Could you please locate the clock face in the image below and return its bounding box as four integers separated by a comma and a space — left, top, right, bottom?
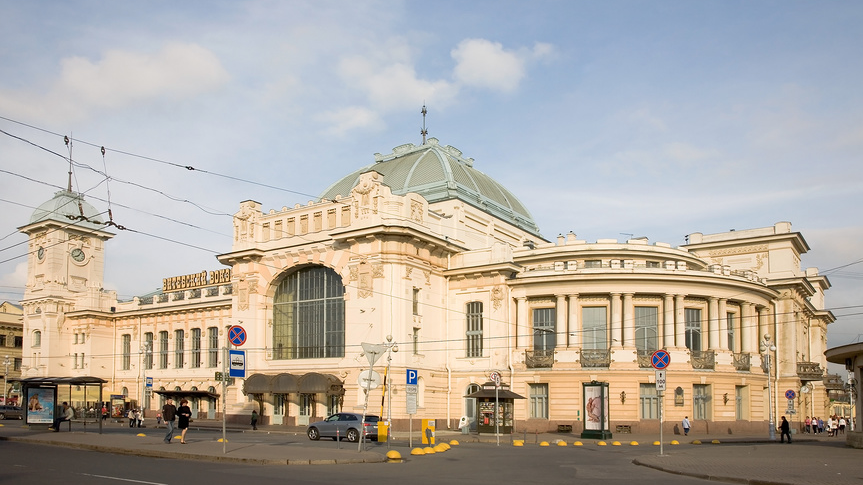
37, 246, 45, 260
71, 248, 86, 262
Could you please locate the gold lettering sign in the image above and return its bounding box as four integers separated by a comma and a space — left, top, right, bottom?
163, 269, 232, 291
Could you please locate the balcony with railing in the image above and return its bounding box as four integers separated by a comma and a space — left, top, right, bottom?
525, 349, 555, 368
797, 362, 823, 381
580, 349, 611, 368
690, 350, 715, 370
732, 353, 751, 371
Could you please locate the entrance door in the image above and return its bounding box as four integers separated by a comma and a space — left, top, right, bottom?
298, 394, 313, 426
465, 384, 479, 431
273, 394, 286, 425
190, 398, 200, 418
207, 398, 215, 419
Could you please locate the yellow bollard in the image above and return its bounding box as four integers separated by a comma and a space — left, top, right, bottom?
612, 441, 621, 446
629, 441, 639, 446
711, 440, 721, 444
423, 446, 436, 454
386, 450, 402, 462
512, 440, 524, 446
692, 440, 702, 445
597, 441, 607, 446
573, 441, 583, 446
557, 440, 568, 446
410, 447, 425, 455
539, 441, 550, 446
670, 440, 680, 445
136, 433, 146, 437
449, 440, 460, 446
653, 441, 661, 446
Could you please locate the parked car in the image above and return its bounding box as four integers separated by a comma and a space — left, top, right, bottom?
0, 405, 23, 420
306, 412, 379, 442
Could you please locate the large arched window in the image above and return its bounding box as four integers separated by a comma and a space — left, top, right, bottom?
273, 265, 345, 360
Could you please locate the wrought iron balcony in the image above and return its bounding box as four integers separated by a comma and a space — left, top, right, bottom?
690, 350, 715, 370
525, 349, 555, 368
637, 349, 655, 368
797, 362, 823, 381
580, 349, 611, 368
732, 352, 751, 371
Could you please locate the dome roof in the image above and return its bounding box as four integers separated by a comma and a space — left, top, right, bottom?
27, 190, 107, 231
318, 138, 541, 236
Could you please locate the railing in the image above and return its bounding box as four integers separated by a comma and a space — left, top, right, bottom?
797, 362, 823, 381
690, 350, 715, 370
525, 349, 555, 368
732, 353, 751, 371
637, 349, 655, 368
580, 349, 611, 368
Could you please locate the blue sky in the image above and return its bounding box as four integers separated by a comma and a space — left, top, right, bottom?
1, 1, 861, 355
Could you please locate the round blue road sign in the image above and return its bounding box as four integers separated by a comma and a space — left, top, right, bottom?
651, 349, 670, 369
785, 389, 796, 400
228, 325, 247, 346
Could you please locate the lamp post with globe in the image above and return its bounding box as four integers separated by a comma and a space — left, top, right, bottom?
760, 335, 777, 441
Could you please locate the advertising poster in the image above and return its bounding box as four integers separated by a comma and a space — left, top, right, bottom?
584, 386, 608, 431
26, 387, 55, 424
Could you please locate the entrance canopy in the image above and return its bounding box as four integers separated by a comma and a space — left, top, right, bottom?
243, 372, 344, 395
154, 389, 220, 400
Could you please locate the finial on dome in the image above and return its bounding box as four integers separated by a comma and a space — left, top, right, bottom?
421, 104, 428, 145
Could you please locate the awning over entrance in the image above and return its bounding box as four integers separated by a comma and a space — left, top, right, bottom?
243, 372, 344, 395
154, 390, 220, 400
13, 376, 107, 386
465, 381, 526, 400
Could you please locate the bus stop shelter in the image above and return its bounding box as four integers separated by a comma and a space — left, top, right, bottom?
14, 376, 107, 433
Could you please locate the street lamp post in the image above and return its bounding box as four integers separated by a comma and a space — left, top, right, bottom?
2, 355, 10, 405
760, 335, 776, 441
139, 343, 151, 414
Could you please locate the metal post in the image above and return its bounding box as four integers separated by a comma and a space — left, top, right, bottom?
761, 336, 776, 441
659, 390, 664, 456
3, 356, 9, 404
222, 344, 227, 454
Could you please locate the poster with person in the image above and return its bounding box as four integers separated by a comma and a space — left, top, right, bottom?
26, 387, 55, 424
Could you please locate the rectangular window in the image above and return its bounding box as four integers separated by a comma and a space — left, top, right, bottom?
413, 288, 420, 315
529, 383, 549, 419
693, 384, 711, 420
685, 308, 702, 351
727, 312, 736, 351
465, 301, 483, 358
121, 334, 131, 370
208, 327, 218, 368
412, 327, 420, 355
0, 335, 5, 346
191, 328, 202, 368
73, 353, 78, 369
13, 358, 21, 371
646, 261, 661, 268
174, 330, 185, 368
159, 331, 169, 369
532, 308, 556, 351
634, 306, 658, 351
80, 353, 85, 368
13, 336, 22, 348
144, 332, 154, 370
640, 383, 659, 419
582, 307, 608, 349
583, 260, 602, 269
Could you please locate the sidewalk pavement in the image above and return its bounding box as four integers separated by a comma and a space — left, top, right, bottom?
0, 419, 859, 485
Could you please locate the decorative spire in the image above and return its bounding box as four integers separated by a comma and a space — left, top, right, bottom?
64, 135, 72, 192
421, 104, 428, 145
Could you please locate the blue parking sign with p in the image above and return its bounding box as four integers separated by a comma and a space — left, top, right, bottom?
407, 369, 418, 385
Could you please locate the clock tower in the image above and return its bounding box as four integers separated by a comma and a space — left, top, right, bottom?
18, 190, 114, 377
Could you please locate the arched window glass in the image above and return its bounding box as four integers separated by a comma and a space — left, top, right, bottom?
32, 330, 41, 347
272, 266, 345, 359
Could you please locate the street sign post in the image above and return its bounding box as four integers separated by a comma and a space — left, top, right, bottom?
229, 349, 245, 378
651, 350, 671, 456
655, 370, 666, 391
228, 325, 247, 346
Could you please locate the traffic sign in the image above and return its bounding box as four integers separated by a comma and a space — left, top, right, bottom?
655, 370, 666, 391
785, 389, 796, 400
228, 325, 247, 346
145, 377, 153, 388
358, 370, 382, 390
407, 368, 418, 386
651, 349, 671, 369
229, 349, 245, 378
490, 371, 501, 387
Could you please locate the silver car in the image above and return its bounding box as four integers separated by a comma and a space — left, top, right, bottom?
306, 412, 379, 442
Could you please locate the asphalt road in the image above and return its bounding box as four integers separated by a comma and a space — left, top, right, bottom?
0, 438, 716, 485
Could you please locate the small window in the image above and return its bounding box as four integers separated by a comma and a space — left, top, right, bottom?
413, 288, 421, 315
32, 330, 41, 348
646, 261, 661, 268
583, 260, 602, 269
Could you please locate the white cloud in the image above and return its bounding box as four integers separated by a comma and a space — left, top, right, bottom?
0, 43, 229, 122
664, 142, 713, 163
338, 57, 459, 111
315, 106, 384, 136
451, 39, 526, 93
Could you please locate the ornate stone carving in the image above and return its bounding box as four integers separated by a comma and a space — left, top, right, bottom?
410, 200, 423, 223
351, 172, 382, 218
491, 286, 504, 311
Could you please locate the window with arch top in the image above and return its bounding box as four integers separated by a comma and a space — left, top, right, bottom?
272, 265, 345, 359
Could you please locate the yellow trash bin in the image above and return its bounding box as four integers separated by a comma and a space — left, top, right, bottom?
421, 419, 436, 445
378, 420, 388, 443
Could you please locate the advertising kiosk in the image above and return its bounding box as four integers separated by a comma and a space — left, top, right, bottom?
466, 380, 525, 435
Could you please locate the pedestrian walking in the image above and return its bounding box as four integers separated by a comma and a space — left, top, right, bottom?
804, 416, 811, 433
177, 399, 192, 444
779, 415, 792, 443
156, 412, 162, 427
101, 405, 108, 422
682, 416, 691, 436
830, 415, 839, 436
839, 416, 847, 434
251, 409, 258, 430
162, 399, 177, 444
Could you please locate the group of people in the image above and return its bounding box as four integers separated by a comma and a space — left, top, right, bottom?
804, 415, 848, 436
161, 398, 193, 444
127, 409, 145, 428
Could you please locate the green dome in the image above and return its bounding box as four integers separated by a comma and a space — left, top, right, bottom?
318, 138, 541, 237
28, 190, 106, 231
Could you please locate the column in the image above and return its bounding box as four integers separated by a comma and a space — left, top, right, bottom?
740, 302, 753, 353
610, 293, 622, 348
556, 294, 567, 350
663, 294, 675, 348
623, 293, 634, 348
568, 293, 579, 348
718, 299, 728, 351
516, 297, 528, 349
757, 306, 769, 351
674, 294, 685, 349
708, 297, 719, 350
